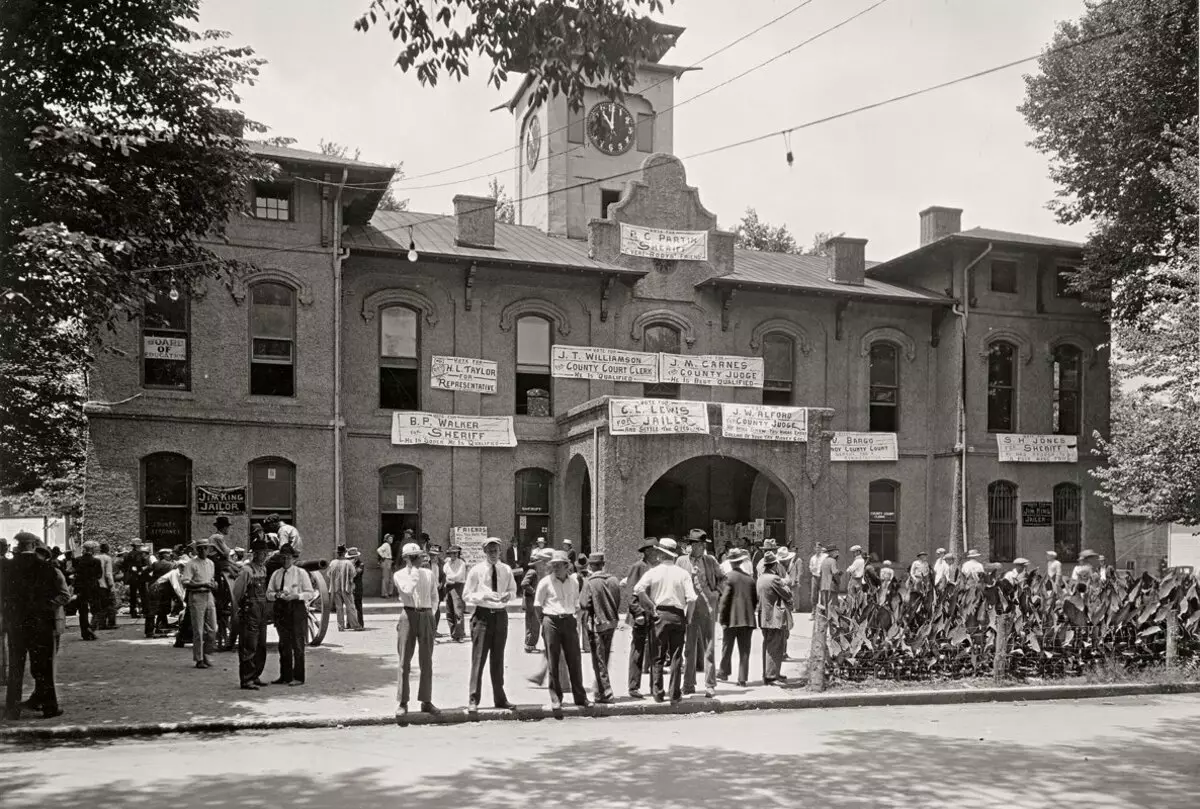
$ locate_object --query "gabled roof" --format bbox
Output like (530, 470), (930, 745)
(712, 250), (951, 304)
(247, 142), (396, 173)
(866, 226), (1085, 281)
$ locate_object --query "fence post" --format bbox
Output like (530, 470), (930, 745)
(1166, 609), (1178, 670)
(808, 600), (828, 692)
(993, 613), (1010, 683)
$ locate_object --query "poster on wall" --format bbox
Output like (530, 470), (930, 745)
(451, 526), (490, 566)
(195, 486), (247, 515)
(721, 404), (808, 442)
(997, 434), (1078, 463)
(608, 398), (710, 435)
(391, 412), (517, 447)
(551, 345), (659, 383)
(143, 336), (186, 360)
(830, 432), (898, 462)
(619, 223), (709, 261)
(430, 355), (498, 394)
(1022, 502), (1053, 527)
(659, 354), (765, 388)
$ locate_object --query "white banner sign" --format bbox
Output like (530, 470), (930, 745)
(721, 404), (808, 442)
(451, 526), (490, 566)
(391, 412), (517, 447)
(608, 398), (710, 436)
(430, 355), (498, 394)
(551, 345), (659, 383)
(831, 432), (898, 462)
(996, 434), (1078, 463)
(659, 354), (765, 388)
(144, 336), (186, 360)
(619, 223), (709, 261)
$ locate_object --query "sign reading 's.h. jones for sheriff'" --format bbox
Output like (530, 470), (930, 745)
(996, 434), (1078, 463)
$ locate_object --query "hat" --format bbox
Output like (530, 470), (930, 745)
(656, 538), (679, 558)
(214, 517), (231, 529)
(916, 551), (928, 558)
(849, 544), (862, 553)
(192, 537), (214, 549)
(1013, 557), (1029, 566)
(936, 547), (946, 554)
(776, 548), (796, 563)
(761, 551), (779, 567)
(967, 549), (981, 559)
(249, 538), (269, 552)
(549, 550), (571, 565)
(483, 537), (503, 549)
(763, 539), (778, 550)
(336, 544), (348, 555)
(535, 536), (546, 544)
(726, 548), (750, 563)
(130, 537), (144, 547)
(1079, 549), (1099, 560)
(347, 547), (362, 559)
(639, 537), (658, 552)
(401, 542), (422, 557)
(13, 531), (40, 549)
(687, 529), (710, 543)
(265, 513), (281, 523)
(588, 552), (606, 564)
(532, 548), (554, 562)
(428, 544), (442, 554)
(447, 545), (462, 555)
(278, 544), (298, 557)
(823, 544), (839, 553)
(1046, 551), (1058, 558)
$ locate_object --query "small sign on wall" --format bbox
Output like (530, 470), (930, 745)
(1022, 502), (1053, 527)
(144, 336), (186, 360)
(396, 495), (406, 510)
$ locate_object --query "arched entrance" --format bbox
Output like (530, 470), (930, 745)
(563, 454), (593, 556)
(644, 456), (792, 551)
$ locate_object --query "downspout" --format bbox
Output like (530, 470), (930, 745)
(332, 169), (349, 551)
(592, 424), (599, 550)
(953, 243), (993, 554)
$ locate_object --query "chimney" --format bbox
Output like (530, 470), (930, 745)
(453, 195), (497, 248)
(827, 236), (868, 286)
(919, 206), (962, 246)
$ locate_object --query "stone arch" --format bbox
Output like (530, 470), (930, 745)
(361, 287), (439, 326)
(630, 308), (697, 347)
(748, 317), (813, 355)
(978, 328), (1033, 364)
(562, 453), (592, 550)
(1045, 333), (1097, 367)
(859, 326), (917, 361)
(229, 267), (314, 307)
(498, 297), (572, 337)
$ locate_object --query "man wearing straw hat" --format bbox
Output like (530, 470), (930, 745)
(534, 550), (591, 710)
(677, 528), (723, 699)
(633, 537), (696, 704)
(393, 541), (439, 720)
(180, 536), (220, 669)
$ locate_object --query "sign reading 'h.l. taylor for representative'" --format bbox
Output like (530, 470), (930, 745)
(430, 355), (498, 394)
(551, 345), (658, 383)
(608, 398), (710, 435)
(996, 434), (1078, 463)
(391, 412), (517, 447)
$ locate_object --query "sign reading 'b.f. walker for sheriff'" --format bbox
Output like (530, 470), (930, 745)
(830, 432), (898, 461)
(391, 412), (517, 447)
(430, 355), (498, 394)
(608, 398), (710, 435)
(997, 434), (1078, 463)
(721, 404), (808, 442)
(659, 354), (765, 388)
(551, 345), (659, 383)
(619, 223), (709, 261)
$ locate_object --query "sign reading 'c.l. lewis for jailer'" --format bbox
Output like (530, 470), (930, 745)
(608, 398), (710, 435)
(619, 223), (709, 261)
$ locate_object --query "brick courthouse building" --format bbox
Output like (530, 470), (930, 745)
(84, 27), (1112, 599)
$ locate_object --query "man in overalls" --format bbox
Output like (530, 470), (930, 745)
(232, 538), (271, 690)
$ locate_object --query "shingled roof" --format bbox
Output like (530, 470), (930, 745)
(866, 226), (1085, 281)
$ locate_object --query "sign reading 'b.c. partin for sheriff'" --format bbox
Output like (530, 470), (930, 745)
(619, 223), (709, 261)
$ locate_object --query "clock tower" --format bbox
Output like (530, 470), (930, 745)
(499, 21), (690, 239)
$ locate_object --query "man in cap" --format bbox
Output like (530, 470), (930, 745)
(73, 541), (104, 640)
(534, 550), (591, 709)
(677, 529), (724, 698)
(1004, 558), (1029, 585)
(143, 548), (178, 638)
(348, 547), (366, 627)
(717, 548), (757, 687)
(933, 547), (949, 583)
(327, 545), (361, 632)
(757, 550), (793, 685)
(1045, 551), (1063, 592)
(580, 551), (622, 704)
(961, 550), (986, 583)
(377, 534), (395, 598)
(266, 544), (314, 685)
(181, 536), (220, 668)
(818, 545), (841, 609)
(520, 547), (549, 653)
(442, 545), (468, 642)
(463, 537), (517, 711)
(845, 545), (867, 597)
(392, 541), (439, 720)
(633, 538), (697, 703)
(120, 538), (150, 620)
(561, 539), (577, 565)
(231, 538), (272, 689)
(909, 552), (931, 583)
(2, 532), (68, 719)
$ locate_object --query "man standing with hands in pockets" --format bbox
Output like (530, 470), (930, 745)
(266, 545), (313, 686)
(463, 537), (517, 713)
(393, 541), (438, 721)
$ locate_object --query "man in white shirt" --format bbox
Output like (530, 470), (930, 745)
(326, 546), (361, 631)
(442, 545), (468, 642)
(377, 535), (395, 598)
(909, 552), (930, 584)
(961, 549), (985, 582)
(266, 545), (314, 686)
(534, 550), (591, 709)
(1046, 551), (1063, 591)
(846, 546), (867, 596)
(463, 537), (517, 712)
(1004, 558), (1029, 585)
(1071, 549), (1099, 586)
(180, 537), (218, 669)
(633, 538), (697, 704)
(392, 542), (439, 720)
(933, 547), (949, 583)
(268, 514), (302, 558)
(808, 543), (825, 614)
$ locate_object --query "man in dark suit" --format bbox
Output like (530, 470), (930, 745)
(73, 542), (104, 640)
(3, 532), (68, 719)
(624, 538), (658, 698)
(757, 551), (794, 685)
(717, 548), (757, 687)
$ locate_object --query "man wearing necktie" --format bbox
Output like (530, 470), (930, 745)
(677, 529), (724, 698)
(463, 537), (517, 713)
(265, 545), (314, 686)
(392, 542), (438, 721)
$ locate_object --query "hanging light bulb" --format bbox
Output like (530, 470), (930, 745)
(168, 285), (180, 302)
(407, 226), (419, 262)
(783, 131), (794, 168)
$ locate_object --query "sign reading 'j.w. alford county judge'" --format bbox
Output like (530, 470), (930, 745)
(608, 398), (710, 435)
(391, 412), (517, 447)
(551, 345), (659, 383)
(996, 434), (1078, 463)
(720, 404), (808, 442)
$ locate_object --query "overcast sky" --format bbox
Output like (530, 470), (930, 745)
(199, 0), (1094, 260)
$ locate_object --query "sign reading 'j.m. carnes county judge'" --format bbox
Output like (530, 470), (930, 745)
(608, 398), (710, 435)
(658, 354), (765, 388)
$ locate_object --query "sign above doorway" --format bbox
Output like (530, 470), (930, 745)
(195, 485), (247, 515)
(720, 404), (808, 442)
(608, 398), (710, 435)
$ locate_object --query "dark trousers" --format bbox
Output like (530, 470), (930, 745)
(128, 583), (146, 618)
(5, 623), (57, 715)
(652, 607), (686, 701)
(628, 616), (654, 693)
(683, 602), (716, 693)
(542, 615), (588, 706)
(238, 600), (269, 685)
(719, 626), (753, 684)
(145, 583), (171, 637)
(215, 575), (233, 648)
(468, 608), (508, 706)
(76, 591), (100, 639)
(523, 600), (540, 650)
(444, 584), (466, 641)
(762, 627), (787, 682)
(99, 587), (117, 628)
(274, 600), (307, 683)
(396, 607), (434, 706)
(432, 589), (443, 634)
(354, 589), (364, 627)
(589, 627), (616, 701)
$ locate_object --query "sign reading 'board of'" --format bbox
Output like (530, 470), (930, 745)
(391, 412), (517, 447)
(619, 223), (709, 261)
(551, 345), (658, 383)
(659, 354), (765, 388)
(144, 336), (186, 360)
(830, 432), (898, 462)
(721, 404), (808, 442)
(996, 434), (1078, 463)
(608, 398), (710, 435)
(431, 355), (497, 394)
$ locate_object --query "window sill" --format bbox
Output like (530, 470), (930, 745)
(141, 388), (195, 400)
(246, 396), (302, 406)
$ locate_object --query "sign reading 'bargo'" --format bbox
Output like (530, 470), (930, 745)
(659, 354), (765, 388)
(608, 398), (710, 435)
(721, 404), (808, 442)
(391, 412), (517, 447)
(619, 223), (709, 261)
(551, 345), (658, 383)
(996, 434), (1078, 463)
(830, 432), (898, 461)
(430, 355), (498, 394)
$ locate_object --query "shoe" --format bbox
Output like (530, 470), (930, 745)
(288, 680), (303, 687)
(271, 677), (289, 685)
(775, 675), (789, 683)
(550, 700), (563, 711)
(597, 696), (616, 705)
(716, 674), (729, 682)
(670, 696), (683, 705)
(253, 679), (270, 687)
(763, 678), (776, 685)
(194, 661), (210, 669)
(419, 701), (439, 714)
(653, 694), (665, 703)
(705, 689), (716, 698)
(395, 707), (408, 724)
(173, 641), (186, 648)
(526, 674), (544, 686)
(21, 698), (42, 710)
(42, 708), (63, 719)
(466, 702), (478, 714)
(575, 700), (594, 709)
(83, 635), (98, 641)
(682, 687), (696, 695)
(628, 690), (643, 700)
(240, 683), (259, 691)
(737, 681), (748, 687)
(524, 647), (536, 654)
(494, 700), (516, 710)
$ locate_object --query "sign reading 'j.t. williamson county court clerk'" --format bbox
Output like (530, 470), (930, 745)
(391, 412), (517, 447)
(608, 398), (710, 436)
(551, 345), (659, 383)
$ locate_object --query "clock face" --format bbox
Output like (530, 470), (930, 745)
(586, 101), (635, 156)
(525, 115), (541, 172)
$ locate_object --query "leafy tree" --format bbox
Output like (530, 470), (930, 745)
(0, 0), (266, 493)
(804, 230), (844, 257)
(489, 177), (515, 224)
(354, 0), (678, 109)
(314, 138), (409, 212)
(734, 208), (798, 254)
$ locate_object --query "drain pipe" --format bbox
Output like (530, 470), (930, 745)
(592, 424), (600, 551)
(332, 169), (349, 551)
(954, 243), (993, 554)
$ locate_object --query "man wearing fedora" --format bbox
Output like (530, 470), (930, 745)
(677, 529), (724, 698)
(463, 537), (517, 712)
(393, 541), (438, 720)
(624, 538), (659, 698)
(231, 537), (272, 689)
(74, 541), (104, 641)
(534, 550), (591, 710)
(180, 537), (219, 669)
(818, 545), (840, 609)
(327, 545), (361, 632)
(633, 538), (697, 704)
(580, 551), (622, 704)
(120, 538), (150, 620)
(757, 550), (793, 685)
(717, 547), (757, 687)
(266, 544), (314, 686)
(1071, 549), (1099, 586)
(2, 532), (67, 720)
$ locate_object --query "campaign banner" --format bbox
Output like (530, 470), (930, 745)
(430, 355), (498, 394)
(721, 404), (808, 442)
(996, 434), (1078, 463)
(658, 354), (765, 388)
(608, 398), (710, 436)
(830, 432), (898, 462)
(391, 412), (517, 447)
(144, 335), (186, 360)
(619, 223), (709, 261)
(195, 486), (247, 515)
(451, 526), (490, 566)
(551, 345), (659, 383)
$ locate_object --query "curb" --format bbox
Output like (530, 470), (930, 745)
(3, 680), (1198, 743)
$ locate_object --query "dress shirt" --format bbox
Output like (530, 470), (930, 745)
(276, 523), (302, 556)
(1071, 563), (1094, 583)
(376, 542), (392, 561)
(442, 557), (468, 584)
(393, 564), (439, 609)
(534, 573), (580, 616)
(154, 566), (186, 601)
(180, 557), (216, 590)
(266, 565), (315, 601)
(961, 559), (985, 581)
(633, 562), (697, 609)
(1003, 569), (1022, 585)
(846, 556), (866, 580)
(1047, 560), (1062, 579)
(934, 558), (950, 583)
(818, 555), (840, 592)
(909, 559), (930, 580)
(808, 553), (824, 577)
(464, 560), (517, 610)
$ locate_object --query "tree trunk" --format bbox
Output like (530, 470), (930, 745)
(993, 613), (1010, 683)
(1167, 609), (1178, 669)
(808, 599), (828, 692)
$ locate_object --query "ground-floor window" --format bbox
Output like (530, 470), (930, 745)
(988, 480), (1018, 562)
(514, 467), (552, 564)
(142, 452), (191, 550)
(868, 480), (899, 561)
(249, 457), (296, 526)
(1053, 482), (1082, 562)
(380, 464), (422, 544)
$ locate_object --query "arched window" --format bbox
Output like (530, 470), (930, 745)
(142, 288), (190, 390)
(249, 457), (296, 526)
(380, 465), (422, 542)
(868, 342), (899, 432)
(1053, 345), (1082, 435)
(643, 324), (681, 400)
(250, 282), (296, 397)
(868, 480), (899, 561)
(988, 481), (1018, 562)
(987, 341), (1017, 432)
(1053, 483), (1082, 562)
(141, 452), (192, 550)
(516, 315), (552, 415)
(514, 468), (553, 564)
(761, 333), (794, 406)
(379, 305), (420, 410)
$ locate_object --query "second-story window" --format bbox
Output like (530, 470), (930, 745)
(1055, 265), (1081, 299)
(516, 316), (552, 415)
(250, 282), (295, 397)
(868, 342), (899, 432)
(142, 289), (190, 390)
(253, 181), (293, 221)
(990, 259), (1017, 294)
(761, 333), (794, 406)
(1053, 344), (1082, 435)
(380, 306), (419, 410)
(987, 341), (1016, 432)
(636, 113), (655, 152)
(643, 324), (681, 400)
